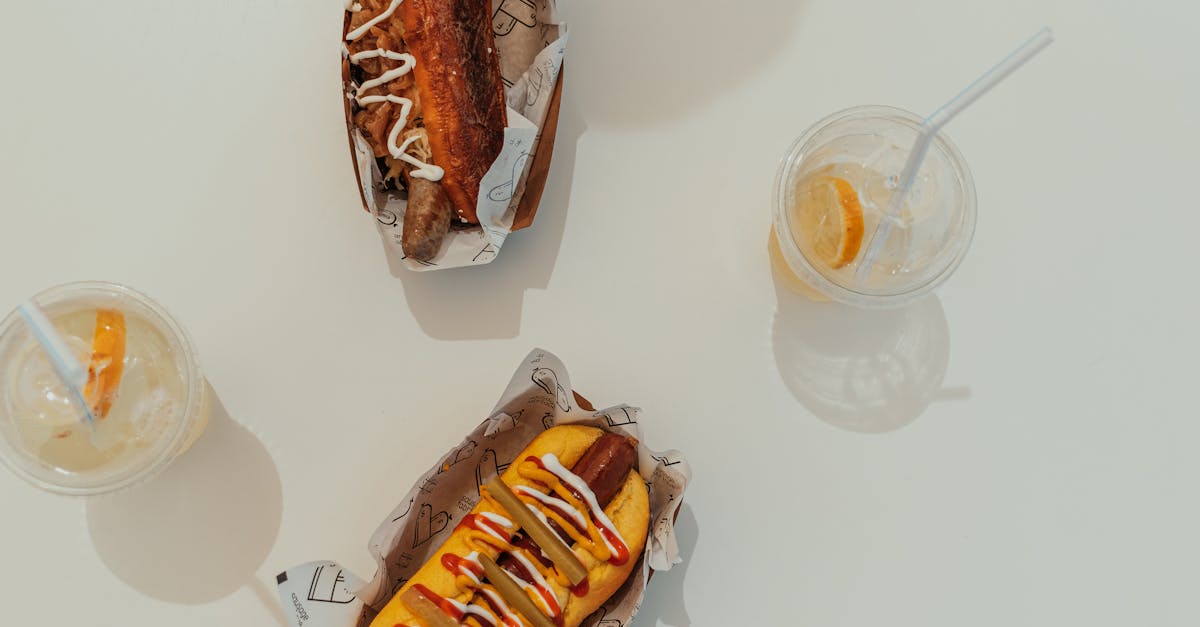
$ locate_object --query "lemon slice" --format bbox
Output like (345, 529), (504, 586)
(84, 309), (126, 419)
(795, 175), (865, 269)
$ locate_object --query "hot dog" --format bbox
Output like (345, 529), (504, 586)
(344, 0), (506, 261)
(370, 426), (650, 627)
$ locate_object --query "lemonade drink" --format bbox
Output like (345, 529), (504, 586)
(0, 283), (209, 495)
(771, 106), (976, 307)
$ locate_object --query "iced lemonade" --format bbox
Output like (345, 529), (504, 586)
(0, 283), (209, 494)
(771, 106), (976, 307)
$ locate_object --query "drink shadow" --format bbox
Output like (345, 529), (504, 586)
(770, 271), (969, 433)
(390, 81), (585, 340)
(85, 385), (284, 620)
(631, 503), (698, 627)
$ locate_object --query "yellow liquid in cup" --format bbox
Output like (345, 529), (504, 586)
(773, 163), (918, 299)
(5, 307), (209, 478)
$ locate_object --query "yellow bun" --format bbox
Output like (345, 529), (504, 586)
(371, 425), (650, 627)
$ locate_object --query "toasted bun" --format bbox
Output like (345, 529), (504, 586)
(371, 425), (649, 627)
(400, 0), (507, 225)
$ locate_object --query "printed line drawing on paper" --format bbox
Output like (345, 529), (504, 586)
(600, 407), (638, 427)
(486, 151), (531, 203)
(439, 440), (478, 473)
(487, 410), (523, 437)
(475, 448), (513, 493)
(307, 565), (357, 604)
(493, 0), (537, 37)
(525, 63), (555, 108)
(531, 367), (571, 411)
(473, 243), (498, 263)
(411, 503), (451, 549)
(584, 606), (623, 627)
(651, 453), (683, 467)
(390, 497), (415, 523)
(376, 209), (398, 227)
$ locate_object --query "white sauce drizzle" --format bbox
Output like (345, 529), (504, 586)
(478, 587), (526, 627)
(472, 511), (514, 546)
(443, 596), (500, 627)
(345, 41), (444, 180)
(515, 484), (589, 532)
(539, 453), (627, 558)
(345, 0), (402, 41)
(509, 550), (559, 616)
(455, 551), (484, 586)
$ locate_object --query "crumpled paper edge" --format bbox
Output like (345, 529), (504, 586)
(276, 348), (693, 627)
(352, 8), (569, 272)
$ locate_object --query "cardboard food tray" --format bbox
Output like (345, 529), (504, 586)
(276, 349), (692, 627)
(340, 4), (567, 270)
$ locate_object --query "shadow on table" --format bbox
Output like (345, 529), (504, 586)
(86, 386), (284, 622)
(392, 81), (585, 341)
(566, 0), (806, 128)
(770, 269), (970, 433)
(634, 503), (698, 627)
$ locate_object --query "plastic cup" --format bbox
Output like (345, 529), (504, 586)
(0, 282), (210, 495)
(771, 105), (977, 307)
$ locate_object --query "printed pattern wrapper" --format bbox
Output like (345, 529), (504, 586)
(277, 349), (692, 627)
(343, 0), (568, 271)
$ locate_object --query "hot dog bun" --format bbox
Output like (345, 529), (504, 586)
(400, 0), (506, 226)
(369, 426), (650, 627)
(344, 0), (506, 260)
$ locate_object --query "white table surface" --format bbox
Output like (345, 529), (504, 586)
(3, 1), (1199, 625)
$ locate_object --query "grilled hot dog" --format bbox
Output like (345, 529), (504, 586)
(370, 426), (649, 627)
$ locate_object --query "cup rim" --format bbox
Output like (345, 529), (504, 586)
(772, 105), (977, 308)
(0, 281), (204, 496)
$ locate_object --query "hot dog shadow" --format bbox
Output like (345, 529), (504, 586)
(632, 504), (698, 627)
(770, 269), (970, 433)
(564, 0), (806, 128)
(393, 84), (585, 340)
(86, 386), (285, 622)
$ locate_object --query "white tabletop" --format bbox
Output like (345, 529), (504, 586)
(3, 1), (1199, 625)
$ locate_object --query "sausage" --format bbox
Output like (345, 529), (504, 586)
(401, 176), (452, 261)
(569, 433), (639, 508)
(499, 433), (638, 579)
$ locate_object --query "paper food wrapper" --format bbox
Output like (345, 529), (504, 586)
(343, 0), (568, 271)
(277, 349), (692, 627)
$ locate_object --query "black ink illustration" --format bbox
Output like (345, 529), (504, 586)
(399, 252), (438, 267)
(411, 503), (451, 549)
(651, 453), (683, 467)
(525, 63), (552, 108)
(307, 565), (356, 604)
(541, 411), (555, 430)
(583, 606), (623, 627)
(389, 576), (409, 595)
(486, 151), (531, 203)
(473, 243), (498, 263)
(475, 448), (512, 494)
(600, 407), (638, 427)
(439, 440), (478, 474)
(487, 410), (523, 437)
(532, 367), (571, 411)
(390, 497), (415, 523)
(493, 0), (536, 37)
(376, 208), (398, 227)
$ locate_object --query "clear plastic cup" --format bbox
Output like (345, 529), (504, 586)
(0, 282), (210, 495)
(771, 105), (977, 307)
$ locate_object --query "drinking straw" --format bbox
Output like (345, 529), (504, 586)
(855, 27), (1055, 283)
(17, 300), (96, 428)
